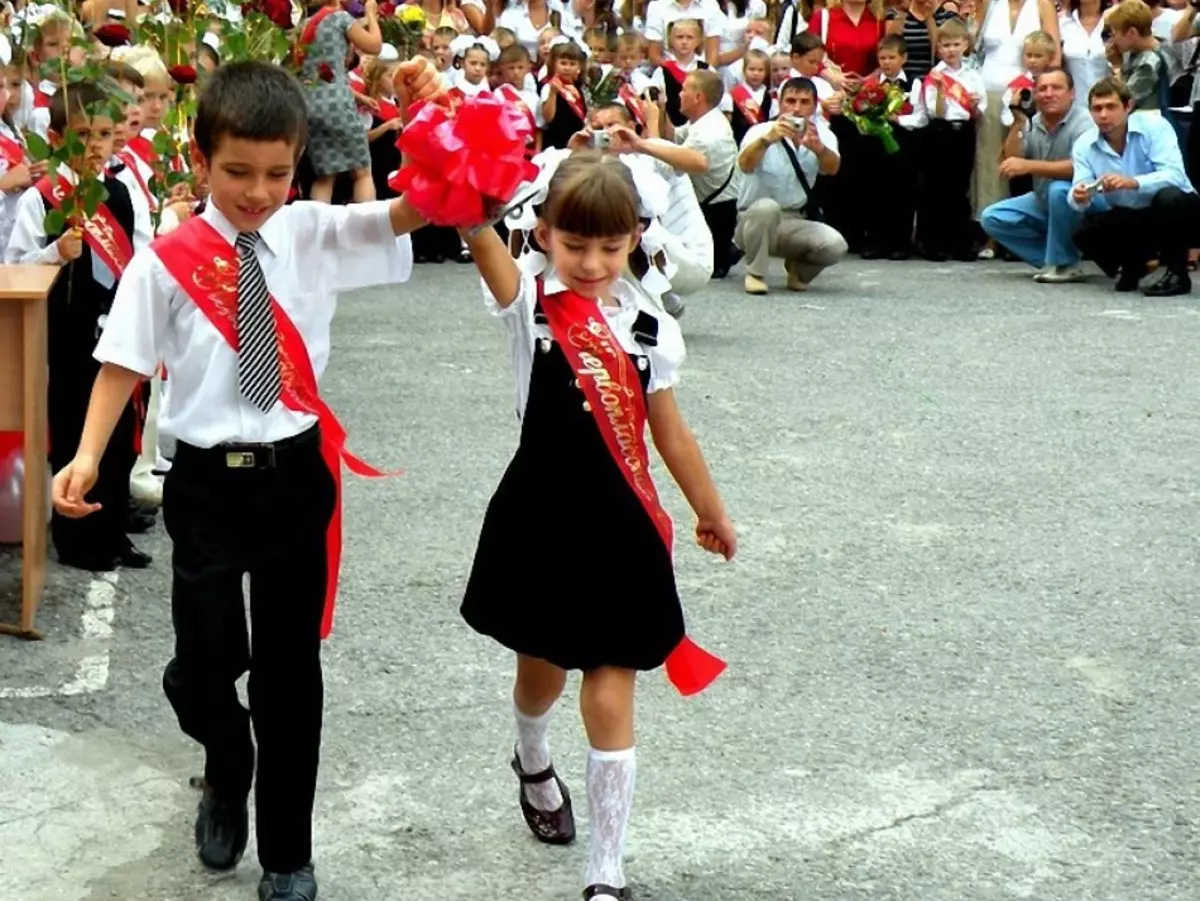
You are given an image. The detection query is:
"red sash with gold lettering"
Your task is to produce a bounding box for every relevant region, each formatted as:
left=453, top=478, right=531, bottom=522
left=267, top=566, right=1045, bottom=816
left=153, top=216, right=392, bottom=638
left=617, top=82, right=646, bottom=128
left=117, top=150, right=159, bottom=212
left=551, top=79, right=587, bottom=122
left=661, top=60, right=689, bottom=88
left=538, top=283, right=726, bottom=696
left=0, top=133, right=23, bottom=168
left=36, top=175, right=134, bottom=276
left=730, top=84, right=762, bottom=125
left=928, top=69, right=975, bottom=113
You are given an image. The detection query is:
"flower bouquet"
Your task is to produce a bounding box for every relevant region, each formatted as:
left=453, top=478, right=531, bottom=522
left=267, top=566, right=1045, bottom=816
left=845, top=76, right=912, bottom=155
left=378, top=3, right=427, bottom=60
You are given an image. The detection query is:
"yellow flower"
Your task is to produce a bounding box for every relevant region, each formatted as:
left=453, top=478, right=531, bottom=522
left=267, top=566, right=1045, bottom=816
left=195, top=2, right=211, bottom=15
left=398, top=4, right=426, bottom=26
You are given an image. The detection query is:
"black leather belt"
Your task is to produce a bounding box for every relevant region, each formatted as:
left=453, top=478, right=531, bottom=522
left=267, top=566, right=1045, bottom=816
left=175, top=425, right=320, bottom=470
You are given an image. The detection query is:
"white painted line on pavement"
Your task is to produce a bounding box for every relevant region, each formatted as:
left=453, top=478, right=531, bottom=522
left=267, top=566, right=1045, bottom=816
left=0, top=572, right=117, bottom=699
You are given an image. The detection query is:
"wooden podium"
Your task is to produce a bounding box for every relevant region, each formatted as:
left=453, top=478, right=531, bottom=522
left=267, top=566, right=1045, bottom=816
left=0, top=265, right=59, bottom=640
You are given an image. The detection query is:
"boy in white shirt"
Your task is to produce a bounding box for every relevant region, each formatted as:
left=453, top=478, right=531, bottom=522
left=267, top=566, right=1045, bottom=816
left=51, top=59, right=440, bottom=901
left=920, top=18, right=985, bottom=261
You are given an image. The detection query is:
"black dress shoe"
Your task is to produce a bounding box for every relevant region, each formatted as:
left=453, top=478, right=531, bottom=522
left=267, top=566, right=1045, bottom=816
left=118, top=543, right=153, bottom=569
left=711, top=267, right=729, bottom=279
left=512, top=751, right=576, bottom=844
left=1115, top=265, right=1145, bottom=292
left=259, top=863, right=318, bottom=901
left=195, top=786, right=248, bottom=871
left=584, top=886, right=632, bottom=900
left=1142, top=268, right=1192, bottom=297
left=925, top=250, right=948, bottom=262
left=888, top=249, right=911, bottom=261
left=125, top=510, right=156, bottom=534
left=859, top=246, right=883, bottom=260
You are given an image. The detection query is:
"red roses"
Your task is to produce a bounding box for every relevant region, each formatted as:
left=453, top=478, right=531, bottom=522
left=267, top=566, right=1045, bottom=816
left=242, top=0, right=294, bottom=29
left=168, top=64, right=198, bottom=85
left=317, top=62, right=335, bottom=82
left=93, top=22, right=131, bottom=47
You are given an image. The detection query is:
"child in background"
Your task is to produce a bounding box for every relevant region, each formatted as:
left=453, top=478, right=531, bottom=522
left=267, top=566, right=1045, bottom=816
left=920, top=17, right=985, bottom=261
left=861, top=34, right=926, bottom=260
left=1105, top=0, right=1165, bottom=112
left=20, top=10, right=72, bottom=139
left=493, top=25, right=517, bottom=52
left=583, top=25, right=618, bottom=66
left=995, top=29, right=1055, bottom=234
left=541, top=38, right=588, bottom=148
left=651, top=18, right=714, bottom=126
left=432, top=25, right=458, bottom=74
left=537, top=25, right=562, bottom=82
left=7, top=83, right=143, bottom=573
left=362, top=55, right=403, bottom=201
left=449, top=34, right=501, bottom=97
left=615, top=32, right=652, bottom=93
left=729, top=47, right=772, bottom=144
left=495, top=42, right=542, bottom=157
left=790, top=33, right=840, bottom=121
left=0, top=68, right=29, bottom=250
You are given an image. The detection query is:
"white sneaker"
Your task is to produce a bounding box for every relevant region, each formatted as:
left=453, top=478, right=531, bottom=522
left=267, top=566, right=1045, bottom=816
left=1033, top=265, right=1085, bottom=284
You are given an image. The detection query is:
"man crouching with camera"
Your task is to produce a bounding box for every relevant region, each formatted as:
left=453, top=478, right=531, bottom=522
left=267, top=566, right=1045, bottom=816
left=735, top=77, right=846, bottom=296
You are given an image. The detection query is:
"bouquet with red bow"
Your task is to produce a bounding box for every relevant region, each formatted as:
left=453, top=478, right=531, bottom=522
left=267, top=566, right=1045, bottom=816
left=389, top=93, right=538, bottom=229
left=845, top=76, right=912, bottom=155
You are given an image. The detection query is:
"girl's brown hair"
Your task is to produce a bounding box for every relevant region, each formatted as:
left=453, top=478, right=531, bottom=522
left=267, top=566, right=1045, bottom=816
left=542, top=150, right=640, bottom=238
left=547, top=39, right=587, bottom=72
left=361, top=56, right=393, bottom=98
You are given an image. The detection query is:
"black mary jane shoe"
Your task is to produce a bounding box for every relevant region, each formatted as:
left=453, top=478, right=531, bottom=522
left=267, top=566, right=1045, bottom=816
left=583, top=885, right=633, bottom=900
left=511, top=752, right=576, bottom=845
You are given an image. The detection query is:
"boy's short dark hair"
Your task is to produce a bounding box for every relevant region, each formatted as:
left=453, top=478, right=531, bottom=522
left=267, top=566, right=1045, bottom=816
left=498, top=42, right=531, bottom=64
left=103, top=60, right=144, bottom=89
left=49, top=82, right=110, bottom=134
left=790, top=32, right=824, bottom=57
left=193, top=61, right=307, bottom=159
left=879, top=34, right=907, bottom=55
left=779, top=76, right=817, bottom=102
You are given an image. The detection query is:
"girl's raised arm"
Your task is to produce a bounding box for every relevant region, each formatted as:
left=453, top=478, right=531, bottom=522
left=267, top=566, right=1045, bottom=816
left=461, top=225, right=522, bottom=308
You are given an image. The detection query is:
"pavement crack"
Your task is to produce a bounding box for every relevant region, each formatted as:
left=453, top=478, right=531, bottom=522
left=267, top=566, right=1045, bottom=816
left=827, top=784, right=1003, bottom=848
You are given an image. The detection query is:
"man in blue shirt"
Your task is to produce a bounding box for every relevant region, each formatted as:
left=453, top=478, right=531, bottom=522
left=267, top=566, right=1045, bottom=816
left=1069, top=76, right=1199, bottom=297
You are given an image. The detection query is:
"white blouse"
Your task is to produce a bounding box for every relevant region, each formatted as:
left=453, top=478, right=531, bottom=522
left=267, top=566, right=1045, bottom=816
left=1059, top=9, right=1111, bottom=109
left=486, top=263, right=686, bottom=421
left=498, top=1, right=566, bottom=56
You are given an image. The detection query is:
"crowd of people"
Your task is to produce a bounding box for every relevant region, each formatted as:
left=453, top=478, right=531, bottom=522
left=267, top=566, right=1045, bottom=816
left=0, top=0, right=1197, bottom=900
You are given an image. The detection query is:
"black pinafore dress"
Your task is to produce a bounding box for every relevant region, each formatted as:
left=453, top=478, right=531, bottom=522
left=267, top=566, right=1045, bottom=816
left=461, top=298, right=685, bottom=671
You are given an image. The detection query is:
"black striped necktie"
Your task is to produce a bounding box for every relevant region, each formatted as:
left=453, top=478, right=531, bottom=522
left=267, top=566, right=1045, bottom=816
left=235, top=231, right=282, bottom=412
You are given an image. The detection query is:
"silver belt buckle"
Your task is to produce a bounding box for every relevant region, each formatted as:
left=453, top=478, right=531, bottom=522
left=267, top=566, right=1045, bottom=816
left=225, top=451, right=256, bottom=469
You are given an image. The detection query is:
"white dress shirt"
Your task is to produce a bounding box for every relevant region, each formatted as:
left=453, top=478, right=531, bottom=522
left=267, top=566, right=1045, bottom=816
left=113, top=160, right=155, bottom=252
left=0, top=120, right=24, bottom=250
left=498, top=1, right=566, bottom=56
left=880, top=70, right=928, bottom=130
left=486, top=262, right=687, bottom=421
left=645, top=0, right=725, bottom=44
left=736, top=117, right=839, bottom=212
left=671, top=106, right=742, bottom=203
left=93, top=200, right=413, bottom=448
left=923, top=62, right=987, bottom=122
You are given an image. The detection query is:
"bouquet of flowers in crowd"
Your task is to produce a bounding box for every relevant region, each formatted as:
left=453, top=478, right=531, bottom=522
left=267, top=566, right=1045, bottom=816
left=845, top=75, right=912, bottom=155
left=583, top=63, right=621, bottom=109
left=377, top=2, right=427, bottom=60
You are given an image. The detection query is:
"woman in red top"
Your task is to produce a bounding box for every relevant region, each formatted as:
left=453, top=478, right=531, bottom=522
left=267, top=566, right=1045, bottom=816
left=808, top=0, right=886, bottom=253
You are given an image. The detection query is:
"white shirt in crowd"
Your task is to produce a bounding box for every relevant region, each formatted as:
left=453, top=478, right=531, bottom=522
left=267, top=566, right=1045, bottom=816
left=629, top=152, right=715, bottom=281
left=879, top=70, right=928, bottom=130
left=93, top=200, right=412, bottom=448
left=736, top=116, right=839, bottom=213
left=671, top=106, right=742, bottom=204
left=0, top=119, right=24, bottom=250
left=498, top=0, right=566, bottom=56
left=1059, top=9, right=1111, bottom=108
left=923, top=61, right=987, bottom=122
left=644, top=0, right=725, bottom=45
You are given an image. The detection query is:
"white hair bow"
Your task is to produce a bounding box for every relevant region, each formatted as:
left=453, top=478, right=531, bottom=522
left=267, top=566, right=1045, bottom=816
left=451, top=33, right=501, bottom=62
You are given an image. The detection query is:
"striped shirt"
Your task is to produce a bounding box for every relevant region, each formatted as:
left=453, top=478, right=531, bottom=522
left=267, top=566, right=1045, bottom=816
left=886, top=8, right=959, bottom=80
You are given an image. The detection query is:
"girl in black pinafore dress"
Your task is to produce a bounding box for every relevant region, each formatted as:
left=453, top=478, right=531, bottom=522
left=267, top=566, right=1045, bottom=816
left=460, top=151, right=736, bottom=901
left=539, top=40, right=588, bottom=150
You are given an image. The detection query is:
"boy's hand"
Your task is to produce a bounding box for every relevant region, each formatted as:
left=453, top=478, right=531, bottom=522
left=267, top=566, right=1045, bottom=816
left=697, top=515, right=737, bottom=560
left=52, top=456, right=102, bottom=518
left=6, top=163, right=31, bottom=189
left=393, top=57, right=442, bottom=112
left=57, top=227, right=83, bottom=261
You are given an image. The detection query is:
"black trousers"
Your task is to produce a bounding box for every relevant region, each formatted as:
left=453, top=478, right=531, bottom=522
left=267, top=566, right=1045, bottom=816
left=701, top=198, right=738, bottom=276
left=1073, top=186, right=1200, bottom=277
left=48, top=354, right=135, bottom=561
left=919, top=120, right=977, bottom=255
left=824, top=116, right=873, bottom=251
left=861, top=127, right=921, bottom=253
left=161, top=427, right=336, bottom=873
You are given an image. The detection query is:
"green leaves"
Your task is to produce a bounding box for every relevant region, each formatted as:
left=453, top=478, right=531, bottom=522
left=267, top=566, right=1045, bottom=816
left=43, top=209, right=66, bottom=235
left=24, top=132, right=51, bottom=162
left=152, top=131, right=176, bottom=157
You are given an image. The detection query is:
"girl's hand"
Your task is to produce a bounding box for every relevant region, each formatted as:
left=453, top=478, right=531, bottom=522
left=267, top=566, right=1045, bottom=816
left=696, top=515, right=737, bottom=560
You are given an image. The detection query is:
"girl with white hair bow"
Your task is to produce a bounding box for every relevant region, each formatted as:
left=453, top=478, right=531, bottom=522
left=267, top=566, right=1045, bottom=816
left=449, top=33, right=501, bottom=96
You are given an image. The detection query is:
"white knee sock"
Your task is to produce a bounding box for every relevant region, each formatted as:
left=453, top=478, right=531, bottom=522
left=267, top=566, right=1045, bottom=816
left=514, top=703, right=564, bottom=811
left=585, top=746, right=636, bottom=894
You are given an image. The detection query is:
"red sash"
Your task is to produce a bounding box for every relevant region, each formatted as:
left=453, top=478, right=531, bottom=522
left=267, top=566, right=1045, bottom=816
left=117, top=150, right=159, bottom=211
left=730, top=84, right=762, bottom=125
left=538, top=283, right=726, bottom=696
left=0, top=133, right=23, bottom=168
left=553, top=80, right=587, bottom=122
left=33, top=88, right=53, bottom=109
left=126, top=134, right=157, bottom=164
left=36, top=175, right=134, bottom=276
left=300, top=5, right=336, bottom=47
left=661, top=60, right=689, bottom=88
left=152, top=216, right=392, bottom=639
left=929, top=70, right=975, bottom=113
left=496, top=84, right=537, bottom=135
left=617, top=82, right=646, bottom=128
left=376, top=97, right=400, bottom=122
left=1007, top=72, right=1035, bottom=93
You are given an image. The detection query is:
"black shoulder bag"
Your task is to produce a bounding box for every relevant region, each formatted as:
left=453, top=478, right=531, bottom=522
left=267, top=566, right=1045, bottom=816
left=778, top=138, right=826, bottom=223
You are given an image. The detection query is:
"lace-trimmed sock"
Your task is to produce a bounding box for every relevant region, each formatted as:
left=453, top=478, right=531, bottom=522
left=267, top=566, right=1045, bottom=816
left=515, top=702, right=564, bottom=811
left=585, top=746, right=637, bottom=895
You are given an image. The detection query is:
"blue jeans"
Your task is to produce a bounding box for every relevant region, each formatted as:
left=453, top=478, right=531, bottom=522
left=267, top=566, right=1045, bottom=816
left=979, top=181, right=1082, bottom=268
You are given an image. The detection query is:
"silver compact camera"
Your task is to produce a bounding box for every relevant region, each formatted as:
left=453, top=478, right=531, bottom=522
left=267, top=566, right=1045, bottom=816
left=787, top=115, right=808, bottom=135
left=590, top=130, right=612, bottom=150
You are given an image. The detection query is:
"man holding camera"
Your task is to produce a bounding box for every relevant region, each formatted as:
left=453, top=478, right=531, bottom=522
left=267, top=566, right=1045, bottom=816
left=1069, top=76, right=1199, bottom=296
left=980, top=68, right=1094, bottom=283
left=735, top=76, right=846, bottom=296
